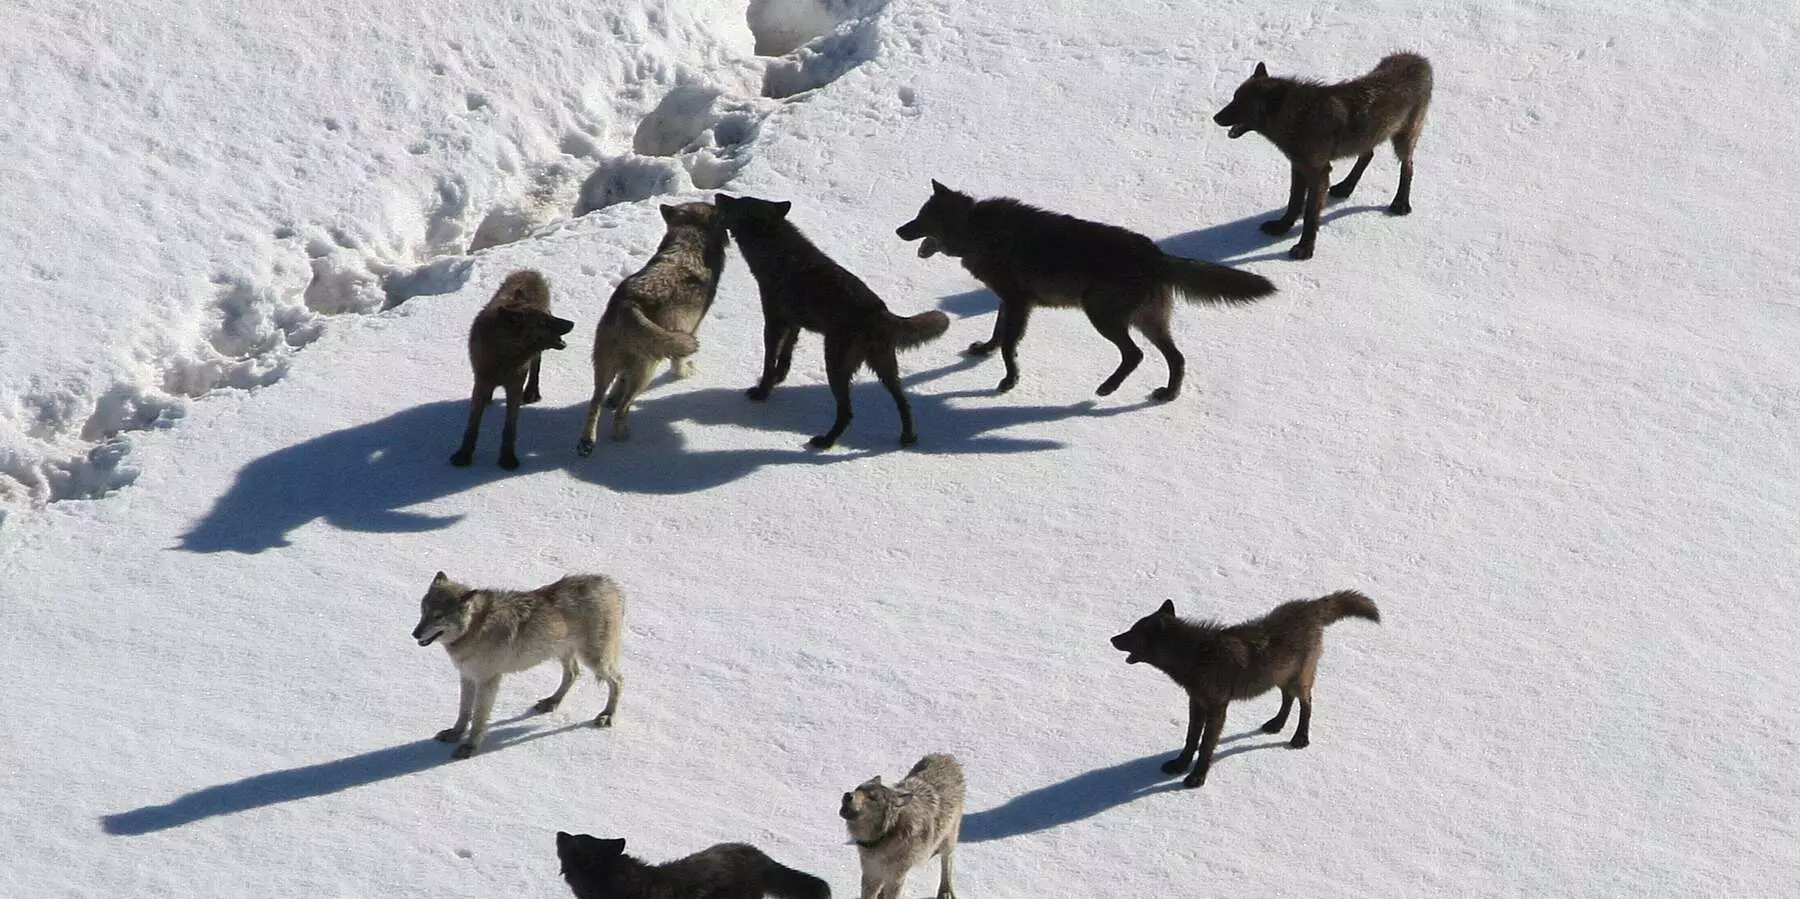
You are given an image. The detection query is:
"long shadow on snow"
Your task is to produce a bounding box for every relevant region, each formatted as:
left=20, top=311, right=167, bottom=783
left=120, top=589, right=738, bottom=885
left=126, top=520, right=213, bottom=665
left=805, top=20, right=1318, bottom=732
left=960, top=733, right=1287, bottom=842
left=180, top=358, right=1128, bottom=553
left=99, top=719, right=577, bottom=836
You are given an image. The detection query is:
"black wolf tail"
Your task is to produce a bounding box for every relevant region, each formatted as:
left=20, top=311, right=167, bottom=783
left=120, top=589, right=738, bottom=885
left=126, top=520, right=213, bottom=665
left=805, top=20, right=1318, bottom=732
left=884, top=309, right=952, bottom=350
left=1157, top=255, right=1276, bottom=306
left=1315, top=590, right=1380, bottom=625
left=626, top=305, right=700, bottom=357
left=765, top=862, right=832, bottom=899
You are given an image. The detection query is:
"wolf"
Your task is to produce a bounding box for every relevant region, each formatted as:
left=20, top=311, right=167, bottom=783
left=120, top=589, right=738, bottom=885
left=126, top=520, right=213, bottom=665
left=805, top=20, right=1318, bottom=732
left=1212, top=53, right=1433, bottom=260
left=713, top=193, right=950, bottom=449
left=411, top=571, right=623, bottom=759
left=577, top=202, right=731, bottom=454
left=555, top=831, right=830, bottom=899
left=1109, top=590, right=1380, bottom=788
left=895, top=181, right=1275, bottom=400
left=840, top=753, right=964, bottom=899
left=450, top=270, right=577, bottom=469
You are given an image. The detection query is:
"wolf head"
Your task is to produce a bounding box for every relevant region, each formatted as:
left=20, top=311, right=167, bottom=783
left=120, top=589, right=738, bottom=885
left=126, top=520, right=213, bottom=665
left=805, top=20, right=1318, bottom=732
left=411, top=571, right=479, bottom=648
left=1212, top=62, right=1280, bottom=139
left=712, top=193, right=792, bottom=235
left=1110, top=599, right=1180, bottom=665
left=493, top=307, right=576, bottom=352
left=556, top=831, right=631, bottom=894
left=840, top=775, right=911, bottom=843
left=661, top=201, right=730, bottom=247
left=895, top=179, right=976, bottom=259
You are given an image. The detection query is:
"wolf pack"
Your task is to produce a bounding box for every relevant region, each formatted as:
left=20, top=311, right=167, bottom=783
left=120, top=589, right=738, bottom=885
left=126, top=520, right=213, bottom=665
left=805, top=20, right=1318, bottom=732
left=411, top=53, right=1431, bottom=898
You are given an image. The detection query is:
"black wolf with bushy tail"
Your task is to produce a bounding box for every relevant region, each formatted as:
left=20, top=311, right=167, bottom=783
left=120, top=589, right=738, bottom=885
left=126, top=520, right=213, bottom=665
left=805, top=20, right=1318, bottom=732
left=1213, top=53, right=1433, bottom=260
left=556, top=831, right=830, bottom=899
left=896, top=181, right=1275, bottom=400
left=1110, top=590, right=1380, bottom=788
left=715, top=193, right=950, bottom=449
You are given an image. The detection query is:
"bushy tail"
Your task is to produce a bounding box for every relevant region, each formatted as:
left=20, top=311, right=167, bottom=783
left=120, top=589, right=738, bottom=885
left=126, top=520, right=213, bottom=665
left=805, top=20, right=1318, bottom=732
left=884, top=309, right=952, bottom=350
left=1315, top=589, right=1380, bottom=625
left=765, top=862, right=832, bottom=899
left=626, top=305, right=699, bottom=357
left=1157, top=255, right=1276, bottom=306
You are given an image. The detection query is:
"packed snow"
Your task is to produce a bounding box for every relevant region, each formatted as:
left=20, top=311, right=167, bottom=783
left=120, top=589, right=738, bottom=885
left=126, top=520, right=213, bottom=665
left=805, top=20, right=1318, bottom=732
left=1, top=0, right=1796, bottom=896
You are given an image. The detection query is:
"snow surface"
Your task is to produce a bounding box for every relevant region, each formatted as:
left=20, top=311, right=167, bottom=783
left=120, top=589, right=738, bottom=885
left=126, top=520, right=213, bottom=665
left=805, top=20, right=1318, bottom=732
left=2, top=0, right=1797, bottom=896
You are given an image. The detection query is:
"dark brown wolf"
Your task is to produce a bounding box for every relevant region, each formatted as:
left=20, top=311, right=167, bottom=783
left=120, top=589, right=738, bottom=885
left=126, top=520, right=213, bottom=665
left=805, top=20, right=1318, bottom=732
left=555, top=831, right=830, bottom=899
left=577, top=202, right=730, bottom=453
left=1109, top=590, right=1380, bottom=788
left=449, top=270, right=575, bottom=469
left=1212, top=53, right=1433, bottom=260
left=895, top=181, right=1275, bottom=400
left=714, top=193, right=950, bottom=449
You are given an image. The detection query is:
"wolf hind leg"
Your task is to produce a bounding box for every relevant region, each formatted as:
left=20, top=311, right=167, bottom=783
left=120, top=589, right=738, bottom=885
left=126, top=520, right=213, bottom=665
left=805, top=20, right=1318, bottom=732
left=1086, top=301, right=1143, bottom=397
left=534, top=653, right=579, bottom=713
left=1262, top=686, right=1295, bottom=733
left=609, top=359, right=659, bottom=442
left=451, top=379, right=497, bottom=466
left=577, top=357, right=620, bottom=457
left=1330, top=151, right=1375, bottom=198
left=936, top=831, right=958, bottom=899
left=1134, top=301, right=1184, bottom=401
left=1290, top=653, right=1319, bottom=748
left=809, top=340, right=860, bottom=449
left=1388, top=106, right=1426, bottom=215
left=868, top=345, right=917, bottom=446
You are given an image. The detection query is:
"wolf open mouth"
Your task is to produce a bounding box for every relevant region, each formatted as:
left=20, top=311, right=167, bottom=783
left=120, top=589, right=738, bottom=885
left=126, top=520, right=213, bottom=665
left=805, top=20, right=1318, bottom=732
left=550, top=337, right=567, bottom=350
left=916, top=237, right=941, bottom=259
left=1228, top=125, right=1249, bottom=139
left=417, top=630, right=444, bottom=647
left=1125, top=652, right=1141, bottom=664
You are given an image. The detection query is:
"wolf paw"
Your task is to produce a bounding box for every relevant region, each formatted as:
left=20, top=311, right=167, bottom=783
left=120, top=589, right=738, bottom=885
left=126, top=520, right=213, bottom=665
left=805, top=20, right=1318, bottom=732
left=532, top=698, right=562, bottom=714
left=1260, top=719, right=1286, bottom=734
left=1095, top=379, right=1123, bottom=397
left=899, top=431, right=918, bottom=447
left=522, top=390, right=542, bottom=405
left=674, top=358, right=697, bottom=379
left=449, top=449, right=474, bottom=467
left=1260, top=218, right=1296, bottom=236
left=1160, top=757, right=1192, bottom=775
left=1287, top=243, right=1314, bottom=261
left=452, top=743, right=478, bottom=759
left=1386, top=202, right=1412, bottom=216
left=996, top=376, right=1017, bottom=394
left=575, top=439, right=596, bottom=457
left=592, top=713, right=614, bottom=728
left=807, top=434, right=837, bottom=450
left=434, top=727, right=465, bottom=742
left=746, top=385, right=772, bottom=401
left=1328, top=183, right=1357, bottom=199
left=966, top=341, right=997, bottom=357
left=1151, top=386, right=1179, bottom=402
left=1181, top=771, right=1207, bottom=789
left=498, top=453, right=521, bottom=471
left=1288, top=734, right=1310, bottom=749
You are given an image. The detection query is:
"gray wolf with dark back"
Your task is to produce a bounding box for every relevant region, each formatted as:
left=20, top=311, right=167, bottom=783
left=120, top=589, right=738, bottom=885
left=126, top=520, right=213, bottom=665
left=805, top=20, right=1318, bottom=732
left=1212, top=53, right=1433, bottom=260
left=714, top=193, right=950, bottom=449
left=577, top=202, right=730, bottom=454
left=840, top=753, right=964, bottom=899
left=555, top=831, right=830, bottom=899
left=411, top=571, right=623, bottom=759
left=1110, top=590, right=1379, bottom=788
left=895, top=181, right=1275, bottom=400
left=451, top=269, right=576, bottom=469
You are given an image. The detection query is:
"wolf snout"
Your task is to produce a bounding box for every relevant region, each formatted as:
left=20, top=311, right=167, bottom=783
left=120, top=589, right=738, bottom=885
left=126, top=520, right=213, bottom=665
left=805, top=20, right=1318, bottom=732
left=414, top=628, right=443, bottom=647
left=896, top=219, right=922, bottom=240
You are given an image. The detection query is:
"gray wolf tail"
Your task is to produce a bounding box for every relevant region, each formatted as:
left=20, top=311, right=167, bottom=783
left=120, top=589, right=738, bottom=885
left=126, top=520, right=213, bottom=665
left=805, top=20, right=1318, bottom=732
left=627, top=305, right=699, bottom=357
left=884, top=309, right=952, bottom=350
left=766, top=863, right=831, bottom=899
left=1315, top=589, right=1381, bottom=625
left=1157, top=256, right=1277, bottom=306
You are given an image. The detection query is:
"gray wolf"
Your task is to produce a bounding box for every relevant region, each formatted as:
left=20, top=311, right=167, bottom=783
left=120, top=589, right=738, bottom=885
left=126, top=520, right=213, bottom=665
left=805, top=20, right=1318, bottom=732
left=1212, top=53, right=1433, bottom=260
left=714, top=193, right=950, bottom=449
left=577, top=202, right=730, bottom=454
left=1110, top=590, right=1379, bottom=788
left=411, top=571, right=623, bottom=759
left=555, top=831, right=830, bottom=899
left=895, top=181, right=1275, bottom=399
left=840, top=753, right=964, bottom=899
left=450, top=270, right=576, bottom=469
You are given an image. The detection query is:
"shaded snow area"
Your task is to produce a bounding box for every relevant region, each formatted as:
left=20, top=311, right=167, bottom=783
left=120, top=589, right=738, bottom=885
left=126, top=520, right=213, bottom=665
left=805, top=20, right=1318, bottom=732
left=2, top=0, right=1797, bottom=896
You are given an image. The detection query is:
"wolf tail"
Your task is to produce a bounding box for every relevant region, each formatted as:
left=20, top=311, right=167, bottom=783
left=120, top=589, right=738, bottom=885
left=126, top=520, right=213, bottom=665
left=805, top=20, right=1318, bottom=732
left=625, top=305, right=699, bottom=357
left=764, top=862, right=832, bottom=899
left=1315, top=589, right=1381, bottom=625
left=884, top=309, right=952, bottom=350
left=1157, top=255, right=1276, bottom=306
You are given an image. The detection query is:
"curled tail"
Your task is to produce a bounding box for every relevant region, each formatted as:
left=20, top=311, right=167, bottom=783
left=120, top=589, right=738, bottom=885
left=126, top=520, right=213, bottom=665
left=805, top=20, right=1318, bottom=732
left=1157, top=255, right=1276, bottom=306
left=884, top=309, right=951, bottom=350
left=1315, top=589, right=1380, bottom=625
left=625, top=304, right=699, bottom=357
left=764, top=862, right=832, bottom=899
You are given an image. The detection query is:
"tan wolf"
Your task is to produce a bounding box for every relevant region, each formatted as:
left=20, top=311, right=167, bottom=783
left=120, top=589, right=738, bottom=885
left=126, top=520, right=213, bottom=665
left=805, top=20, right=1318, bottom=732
left=1110, top=590, right=1379, bottom=788
left=450, top=270, right=576, bottom=469
left=577, top=202, right=730, bottom=453
left=840, top=753, right=964, bottom=899
left=411, top=571, right=623, bottom=759
left=1212, top=53, right=1433, bottom=259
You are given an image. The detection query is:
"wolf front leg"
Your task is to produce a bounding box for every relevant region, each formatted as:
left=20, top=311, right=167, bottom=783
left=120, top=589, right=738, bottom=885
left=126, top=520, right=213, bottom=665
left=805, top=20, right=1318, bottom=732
left=453, top=676, right=503, bottom=759
left=436, top=676, right=476, bottom=742
left=1261, top=166, right=1305, bottom=236
left=450, top=379, right=496, bottom=466
left=1289, top=164, right=1330, bottom=260
left=1182, top=703, right=1230, bottom=788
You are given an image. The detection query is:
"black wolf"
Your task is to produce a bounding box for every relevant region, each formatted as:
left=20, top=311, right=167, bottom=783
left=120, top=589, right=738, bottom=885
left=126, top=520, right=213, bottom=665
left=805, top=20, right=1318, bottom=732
left=1110, top=590, right=1380, bottom=788
left=896, top=181, right=1274, bottom=399
left=1212, top=53, right=1433, bottom=259
left=714, top=193, right=950, bottom=449
left=555, top=831, right=830, bottom=899
left=451, top=270, right=576, bottom=469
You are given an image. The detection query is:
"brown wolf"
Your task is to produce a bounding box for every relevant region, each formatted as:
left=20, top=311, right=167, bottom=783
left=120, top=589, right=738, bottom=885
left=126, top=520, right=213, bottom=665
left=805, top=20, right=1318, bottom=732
left=714, top=193, right=950, bottom=449
left=895, top=181, right=1275, bottom=400
left=1212, top=53, right=1433, bottom=260
left=1109, top=590, right=1379, bottom=788
left=555, top=831, right=830, bottom=899
left=577, top=203, right=730, bottom=453
left=450, top=270, right=576, bottom=469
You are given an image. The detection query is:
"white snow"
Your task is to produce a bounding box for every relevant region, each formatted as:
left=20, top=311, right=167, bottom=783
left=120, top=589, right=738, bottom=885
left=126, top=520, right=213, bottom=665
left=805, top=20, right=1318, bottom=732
left=2, top=0, right=1796, bottom=896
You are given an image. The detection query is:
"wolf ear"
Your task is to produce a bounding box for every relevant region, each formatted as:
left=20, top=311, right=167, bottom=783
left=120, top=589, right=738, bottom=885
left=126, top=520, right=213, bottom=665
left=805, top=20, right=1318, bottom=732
left=433, top=571, right=449, bottom=585
left=598, top=838, right=627, bottom=857
left=1157, top=599, right=1176, bottom=616
left=772, top=200, right=792, bottom=217
left=931, top=179, right=951, bottom=196
left=1253, top=62, right=1268, bottom=78
left=660, top=203, right=680, bottom=223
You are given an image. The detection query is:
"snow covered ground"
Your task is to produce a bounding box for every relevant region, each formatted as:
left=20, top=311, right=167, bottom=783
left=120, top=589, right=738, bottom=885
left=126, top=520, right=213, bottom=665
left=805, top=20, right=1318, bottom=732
left=2, top=0, right=1796, bottom=895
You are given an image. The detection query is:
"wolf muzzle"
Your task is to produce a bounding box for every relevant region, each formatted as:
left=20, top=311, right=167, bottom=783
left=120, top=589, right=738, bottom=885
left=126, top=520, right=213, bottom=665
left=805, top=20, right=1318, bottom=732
left=1109, top=633, right=1141, bottom=664
left=894, top=220, right=941, bottom=258
left=413, top=626, right=444, bottom=647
